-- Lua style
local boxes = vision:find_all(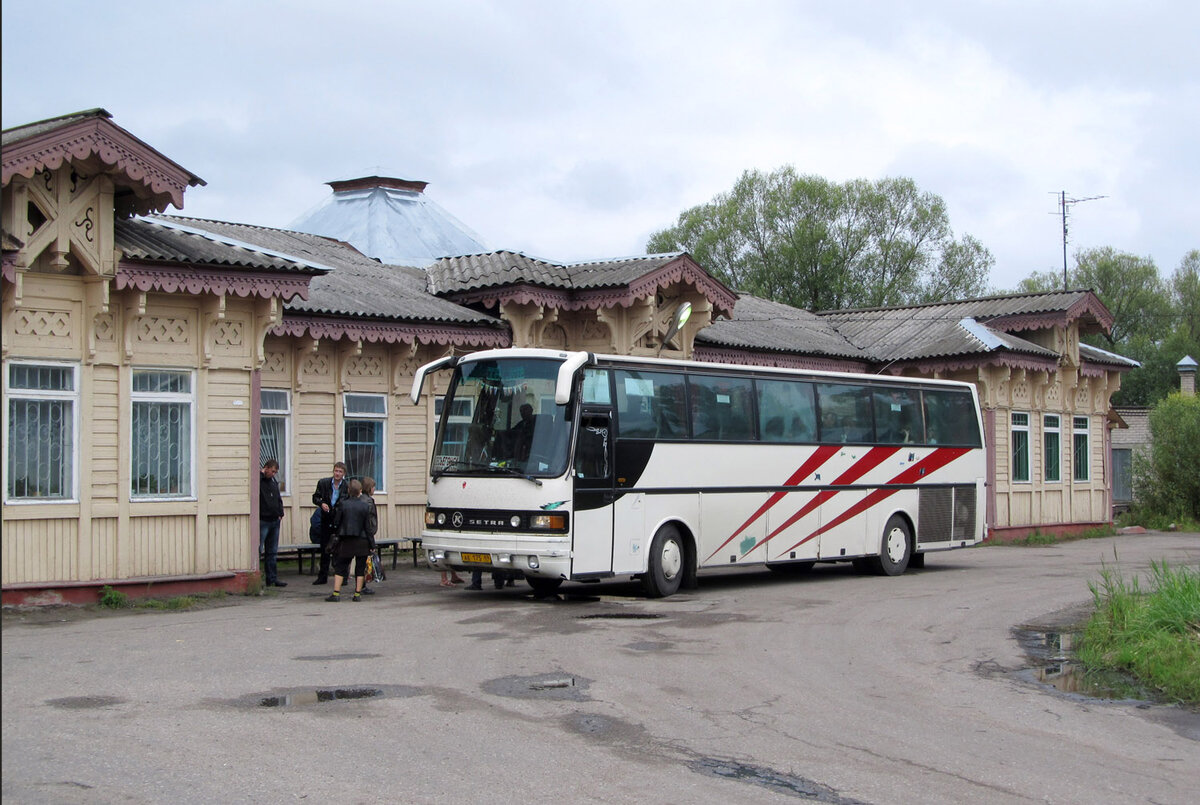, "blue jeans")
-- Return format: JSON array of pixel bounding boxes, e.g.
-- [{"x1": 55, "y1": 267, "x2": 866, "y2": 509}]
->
[{"x1": 259, "y1": 519, "x2": 281, "y2": 585}]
